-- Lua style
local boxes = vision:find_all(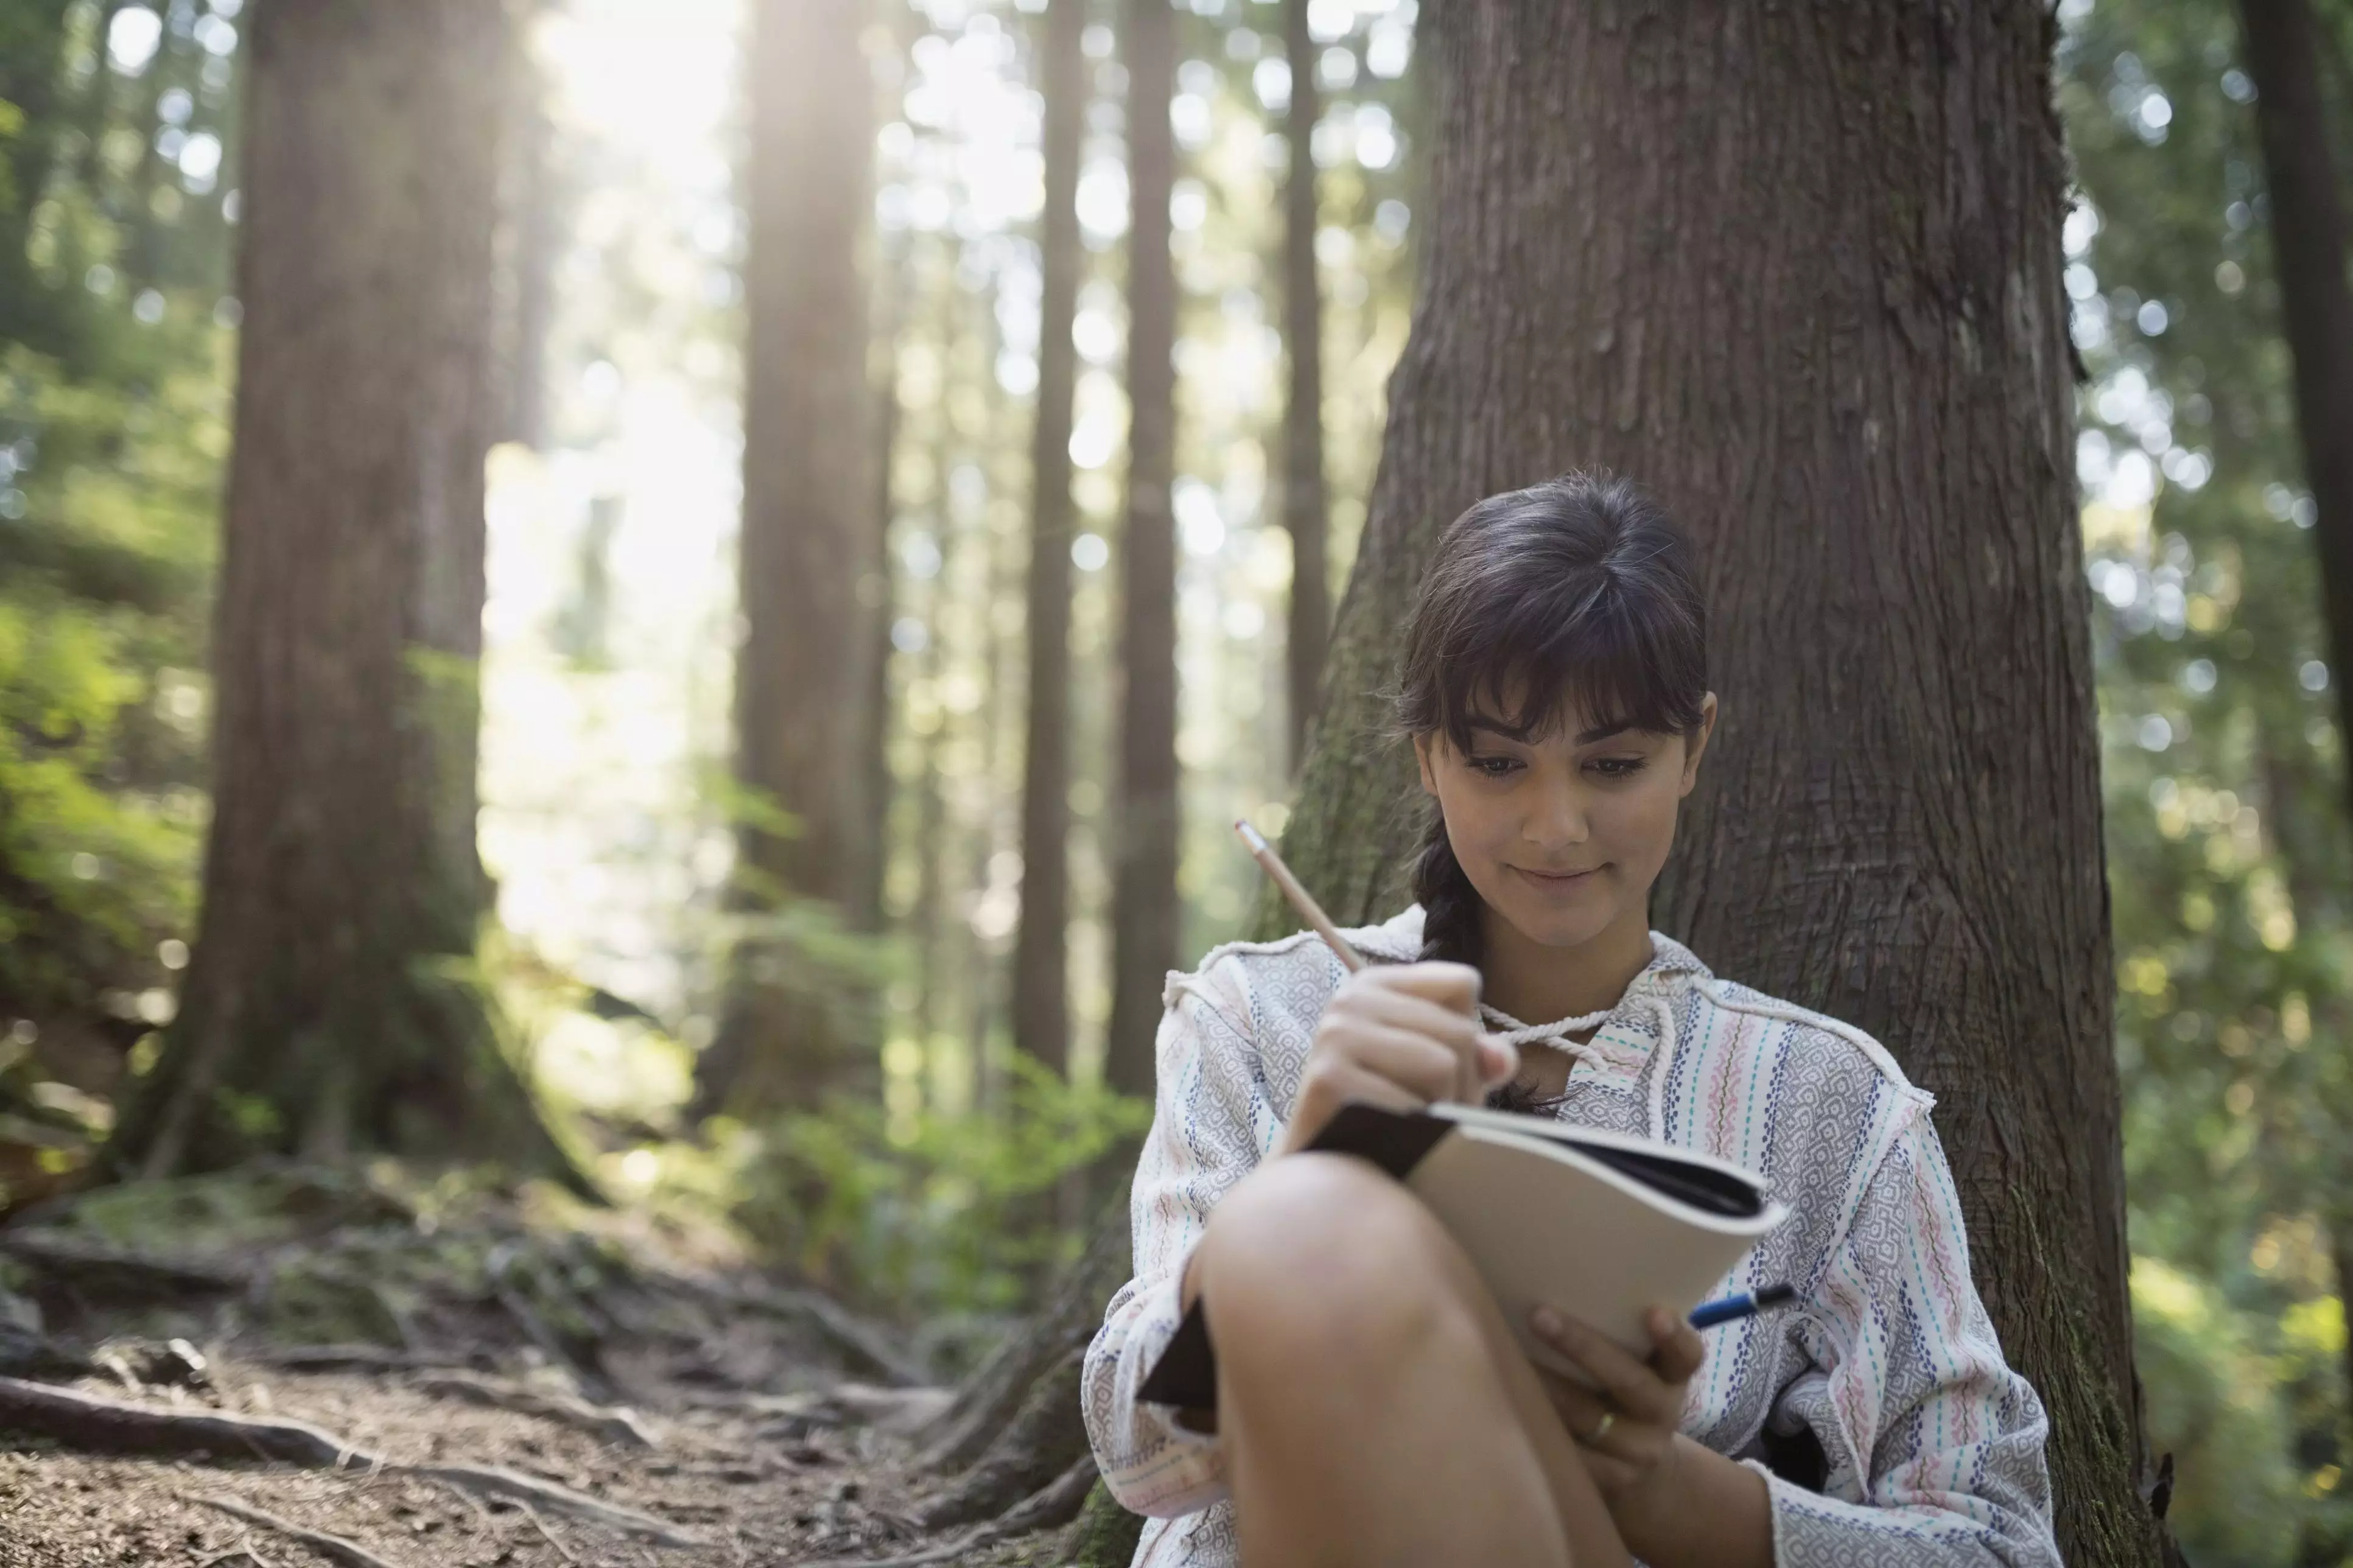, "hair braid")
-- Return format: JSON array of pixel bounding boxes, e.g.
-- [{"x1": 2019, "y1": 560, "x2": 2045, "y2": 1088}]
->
[{"x1": 1412, "y1": 809, "x2": 1484, "y2": 969}]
